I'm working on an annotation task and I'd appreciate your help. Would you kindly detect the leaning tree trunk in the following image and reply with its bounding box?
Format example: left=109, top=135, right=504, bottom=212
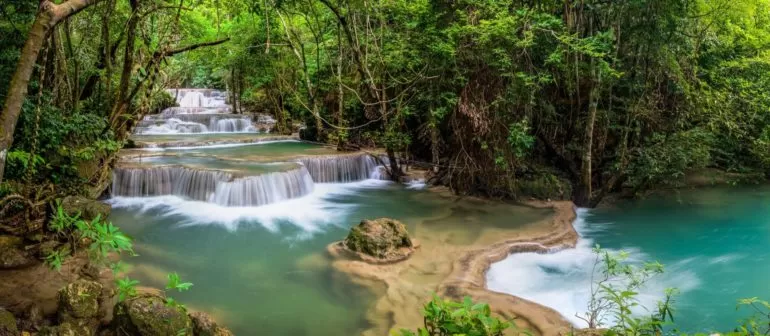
left=0, top=0, right=102, bottom=184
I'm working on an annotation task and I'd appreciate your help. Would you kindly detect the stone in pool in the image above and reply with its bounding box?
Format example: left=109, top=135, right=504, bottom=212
left=343, top=218, right=416, bottom=262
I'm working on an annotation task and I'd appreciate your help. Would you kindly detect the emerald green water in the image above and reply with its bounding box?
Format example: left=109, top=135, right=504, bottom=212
left=144, top=141, right=338, bottom=160
left=109, top=182, right=549, bottom=335
left=123, top=156, right=300, bottom=175
left=488, top=186, right=770, bottom=333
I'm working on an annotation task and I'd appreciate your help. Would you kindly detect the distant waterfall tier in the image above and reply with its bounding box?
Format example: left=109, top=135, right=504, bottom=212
left=167, top=89, right=229, bottom=108
left=297, top=154, right=381, bottom=183
left=112, top=165, right=314, bottom=206
left=135, top=116, right=256, bottom=134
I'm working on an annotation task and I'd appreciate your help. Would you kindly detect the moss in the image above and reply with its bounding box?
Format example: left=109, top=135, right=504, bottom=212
left=0, top=308, right=18, bottom=335
left=58, top=280, right=102, bottom=320
left=189, top=311, right=234, bottom=336
left=344, top=218, right=413, bottom=259
left=114, top=295, right=193, bottom=336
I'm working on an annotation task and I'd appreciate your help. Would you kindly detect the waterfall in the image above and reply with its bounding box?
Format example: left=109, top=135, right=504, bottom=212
left=112, top=166, right=230, bottom=201
left=210, top=118, right=256, bottom=132
left=112, top=165, right=315, bottom=206
left=135, top=118, right=209, bottom=134
left=210, top=167, right=315, bottom=206
left=297, top=154, right=380, bottom=183
left=136, top=116, right=256, bottom=134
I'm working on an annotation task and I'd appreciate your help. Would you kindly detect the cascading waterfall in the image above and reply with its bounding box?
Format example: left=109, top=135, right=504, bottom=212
left=210, top=167, right=314, bottom=206
left=211, top=118, right=256, bottom=132
left=297, top=154, right=380, bottom=183
left=112, top=166, right=230, bottom=201
left=137, top=88, right=255, bottom=134
left=112, top=165, right=315, bottom=207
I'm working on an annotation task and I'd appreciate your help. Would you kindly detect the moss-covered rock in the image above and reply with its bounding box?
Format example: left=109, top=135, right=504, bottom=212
left=0, top=237, right=33, bottom=269
left=189, top=312, right=233, bottom=336
left=344, top=218, right=413, bottom=259
left=60, top=196, right=111, bottom=221
left=0, top=308, right=18, bottom=335
left=39, top=321, right=93, bottom=336
left=114, top=294, right=192, bottom=336
left=58, top=280, right=102, bottom=320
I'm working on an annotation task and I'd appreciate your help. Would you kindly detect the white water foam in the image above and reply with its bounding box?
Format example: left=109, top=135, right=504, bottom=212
left=109, top=179, right=386, bottom=234
left=486, top=209, right=700, bottom=328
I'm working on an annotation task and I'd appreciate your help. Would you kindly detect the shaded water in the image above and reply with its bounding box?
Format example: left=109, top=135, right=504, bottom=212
left=488, top=186, right=770, bottom=333
left=139, top=141, right=339, bottom=160
left=110, top=182, right=549, bottom=335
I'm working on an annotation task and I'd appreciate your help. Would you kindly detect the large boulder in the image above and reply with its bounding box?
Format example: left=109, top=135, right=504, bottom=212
left=344, top=218, right=414, bottom=260
left=189, top=312, right=233, bottom=336
left=0, top=308, right=18, bottom=335
left=113, top=294, right=192, bottom=336
left=58, top=280, right=103, bottom=335
left=58, top=280, right=102, bottom=320
left=60, top=196, right=111, bottom=221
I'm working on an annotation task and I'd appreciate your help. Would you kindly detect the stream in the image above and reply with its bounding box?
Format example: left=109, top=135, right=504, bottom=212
left=109, top=89, right=765, bottom=334
left=109, top=89, right=549, bottom=334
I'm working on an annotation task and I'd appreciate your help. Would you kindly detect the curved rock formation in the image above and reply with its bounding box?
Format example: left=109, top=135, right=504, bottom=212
left=326, top=200, right=578, bottom=336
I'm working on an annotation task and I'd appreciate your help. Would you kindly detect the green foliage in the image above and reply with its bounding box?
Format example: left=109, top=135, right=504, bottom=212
left=627, top=129, right=713, bottom=190
left=44, top=248, right=70, bottom=272
left=166, top=272, right=194, bottom=292
left=117, top=277, right=140, bottom=302
left=507, top=118, right=535, bottom=159
left=395, top=295, right=513, bottom=336
left=76, top=215, right=135, bottom=262
left=579, top=246, right=675, bottom=334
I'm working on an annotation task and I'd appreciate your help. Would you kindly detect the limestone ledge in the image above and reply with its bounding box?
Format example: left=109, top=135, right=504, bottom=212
left=326, top=200, right=578, bottom=336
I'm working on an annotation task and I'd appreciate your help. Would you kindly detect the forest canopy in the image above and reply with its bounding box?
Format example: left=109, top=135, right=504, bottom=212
left=2, top=0, right=770, bottom=208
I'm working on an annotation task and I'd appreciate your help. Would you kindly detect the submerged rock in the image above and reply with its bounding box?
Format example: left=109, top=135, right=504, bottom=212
left=113, top=294, right=192, bottom=336
left=0, top=308, right=18, bottom=335
left=60, top=196, right=111, bottom=221
left=189, top=311, right=233, bottom=336
left=344, top=218, right=414, bottom=260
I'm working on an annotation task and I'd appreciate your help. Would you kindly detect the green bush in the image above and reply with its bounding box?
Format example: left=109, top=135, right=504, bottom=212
left=395, top=295, right=513, bottom=336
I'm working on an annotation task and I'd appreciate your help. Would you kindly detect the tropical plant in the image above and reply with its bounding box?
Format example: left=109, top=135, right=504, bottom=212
left=579, top=246, right=676, bottom=335
left=395, top=295, right=514, bottom=336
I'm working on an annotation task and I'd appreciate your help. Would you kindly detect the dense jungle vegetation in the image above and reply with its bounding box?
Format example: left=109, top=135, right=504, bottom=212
left=2, top=0, right=770, bottom=214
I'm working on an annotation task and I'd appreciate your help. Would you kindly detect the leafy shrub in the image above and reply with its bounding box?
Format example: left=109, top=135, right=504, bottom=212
left=395, top=295, right=513, bottom=336
left=627, top=129, right=713, bottom=191
left=579, top=246, right=675, bottom=335
left=48, top=200, right=193, bottom=309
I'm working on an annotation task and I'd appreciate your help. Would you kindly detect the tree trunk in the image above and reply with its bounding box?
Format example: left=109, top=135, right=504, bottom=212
left=0, top=0, right=102, bottom=184
left=575, top=68, right=601, bottom=207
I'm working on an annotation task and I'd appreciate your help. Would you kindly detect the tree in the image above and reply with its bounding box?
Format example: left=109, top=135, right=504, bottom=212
left=0, top=0, right=102, bottom=184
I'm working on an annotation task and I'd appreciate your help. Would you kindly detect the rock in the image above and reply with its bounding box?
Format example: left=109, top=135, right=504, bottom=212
left=0, top=243, right=34, bottom=269
left=60, top=196, right=111, bottom=222
left=113, top=294, right=192, bottom=336
left=0, top=236, right=22, bottom=249
left=38, top=240, right=62, bottom=258
left=189, top=312, right=233, bottom=336
left=344, top=218, right=413, bottom=259
left=0, top=308, right=18, bottom=335
left=58, top=280, right=102, bottom=320
left=38, top=322, right=92, bottom=336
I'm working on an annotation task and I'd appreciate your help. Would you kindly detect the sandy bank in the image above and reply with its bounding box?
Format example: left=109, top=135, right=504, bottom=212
left=327, top=199, right=578, bottom=336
